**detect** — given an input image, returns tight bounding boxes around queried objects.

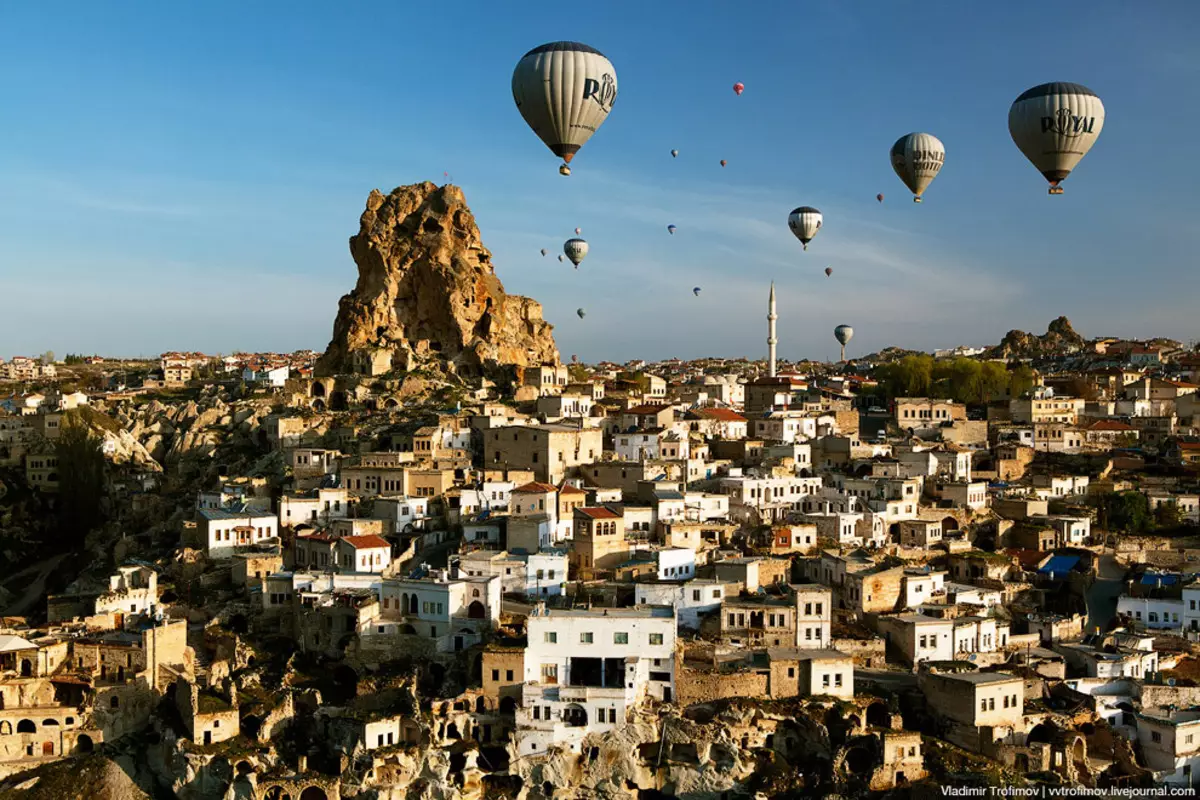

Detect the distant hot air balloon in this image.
[667,224,677,235]
[1009,82,1105,195]
[571,354,578,363]
[834,324,854,361]
[576,308,586,319]
[825,267,833,277]
[574,227,581,235]
[693,287,701,296]
[876,193,884,203]
[733,82,744,96]
[720,160,727,167]
[671,149,679,158]
[787,207,823,250]
[891,133,945,203]
[540,248,548,257]
[512,42,617,174]
[558,254,565,262]
[564,238,589,267]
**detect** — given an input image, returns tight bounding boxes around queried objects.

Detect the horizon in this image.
[2,2,1198,361]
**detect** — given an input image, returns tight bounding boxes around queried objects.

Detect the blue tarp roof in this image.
[1141,573,1180,586]
[1039,555,1081,575]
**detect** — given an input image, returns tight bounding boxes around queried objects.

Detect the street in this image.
[1085,551,1127,635]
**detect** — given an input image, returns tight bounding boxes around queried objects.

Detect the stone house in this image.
[175,678,239,746]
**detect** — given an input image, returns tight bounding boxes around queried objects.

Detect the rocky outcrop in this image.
[316,182,559,381]
[990,316,1085,359]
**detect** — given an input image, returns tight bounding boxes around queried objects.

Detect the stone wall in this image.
[832,637,886,668]
[675,663,768,706]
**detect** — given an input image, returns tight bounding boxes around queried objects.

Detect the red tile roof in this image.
[558,484,587,495]
[626,404,671,415]
[576,507,621,519]
[695,408,748,422]
[513,482,559,494]
[1087,420,1136,432]
[341,534,391,549]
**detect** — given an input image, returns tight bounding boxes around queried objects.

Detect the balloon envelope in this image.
[574,227,581,235]
[1009,82,1105,191]
[890,133,945,201]
[825,267,832,277]
[834,325,854,346]
[667,225,676,234]
[693,287,701,296]
[576,308,586,319]
[564,238,589,266]
[720,159,727,167]
[540,248,548,256]
[558,254,564,262]
[787,206,823,250]
[733,82,744,95]
[512,42,617,166]
[876,193,884,203]
[671,149,679,158]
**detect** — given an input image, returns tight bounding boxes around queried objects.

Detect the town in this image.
[1,184,1198,798]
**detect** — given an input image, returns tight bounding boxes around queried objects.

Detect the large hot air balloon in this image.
[825,267,833,277]
[693,287,701,296]
[890,133,945,203]
[719,160,727,167]
[787,207,823,250]
[876,193,884,203]
[1009,82,1105,195]
[834,324,854,361]
[671,149,679,158]
[576,308,586,319]
[564,238,589,267]
[512,42,617,174]
[733,82,744,96]
[574,227,582,235]
[667,224,677,235]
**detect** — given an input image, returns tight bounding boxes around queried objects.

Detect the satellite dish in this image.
[968,654,977,662]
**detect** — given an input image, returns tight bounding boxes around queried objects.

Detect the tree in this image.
[1008,366,1036,398]
[1155,501,1185,530]
[55,412,107,548]
[1092,490,1151,534]
[41,351,55,365]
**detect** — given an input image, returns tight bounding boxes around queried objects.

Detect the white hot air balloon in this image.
[564,238,589,267]
[671,149,679,158]
[512,42,617,174]
[1009,82,1105,195]
[834,324,854,361]
[558,254,565,262]
[891,133,945,203]
[540,248,548,257]
[574,227,582,235]
[787,207,823,250]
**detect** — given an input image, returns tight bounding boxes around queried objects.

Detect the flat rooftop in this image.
[529,604,674,619]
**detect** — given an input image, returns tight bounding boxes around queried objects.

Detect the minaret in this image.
[767,282,778,378]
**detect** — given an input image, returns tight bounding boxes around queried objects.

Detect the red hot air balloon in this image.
[876,193,884,203]
[733,82,744,96]
[825,267,833,277]
[720,160,727,167]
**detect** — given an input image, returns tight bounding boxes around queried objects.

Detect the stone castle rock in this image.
[316,182,559,381]
[990,315,1085,359]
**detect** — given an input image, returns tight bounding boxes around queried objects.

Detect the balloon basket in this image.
[559,165,571,176]
[913,197,922,204]
[1048,186,1063,195]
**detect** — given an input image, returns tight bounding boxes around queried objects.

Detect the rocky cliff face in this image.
[316,182,559,380]
[990,316,1085,359]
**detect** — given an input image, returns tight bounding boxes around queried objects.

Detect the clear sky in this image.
[2,1,1198,363]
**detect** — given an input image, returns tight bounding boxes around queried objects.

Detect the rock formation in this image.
[316,182,559,381]
[990,316,1085,359]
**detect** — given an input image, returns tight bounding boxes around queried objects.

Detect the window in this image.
[614,632,629,644]
[834,674,842,688]
[580,632,593,644]
[787,667,795,678]
[533,706,541,720]
[492,669,500,681]
[822,674,830,688]
[1151,731,1162,743]
[980,699,987,712]
[506,670,514,681]
[649,633,664,646]
[815,603,823,615]
[541,664,558,683]
[713,589,721,599]
[693,590,701,601]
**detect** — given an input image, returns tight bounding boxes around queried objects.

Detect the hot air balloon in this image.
[540,248,548,257]
[667,224,677,235]
[834,324,854,361]
[564,238,589,267]
[576,308,586,319]
[1009,82,1105,195]
[558,254,565,262]
[720,160,727,167]
[876,193,884,203]
[891,133,945,203]
[693,287,701,296]
[825,267,833,277]
[574,227,582,235]
[787,207,823,250]
[512,42,617,174]
[671,149,679,158]
[733,82,744,96]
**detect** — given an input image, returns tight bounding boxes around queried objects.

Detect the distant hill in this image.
[988,316,1085,359]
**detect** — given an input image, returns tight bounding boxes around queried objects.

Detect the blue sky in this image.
[1,1,1198,363]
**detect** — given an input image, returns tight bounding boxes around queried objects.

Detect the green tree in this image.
[1092,490,1151,534]
[41,351,55,365]
[1008,365,1036,398]
[55,412,107,548]
[1155,501,1185,530]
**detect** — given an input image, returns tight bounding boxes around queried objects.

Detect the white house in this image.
[515,604,677,757]
[373,496,433,534]
[634,579,726,630]
[374,570,502,653]
[524,551,569,598]
[654,547,696,581]
[199,508,279,558]
[875,615,954,666]
[1137,710,1200,786]
[335,534,392,574]
[279,487,351,527]
[243,365,290,387]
